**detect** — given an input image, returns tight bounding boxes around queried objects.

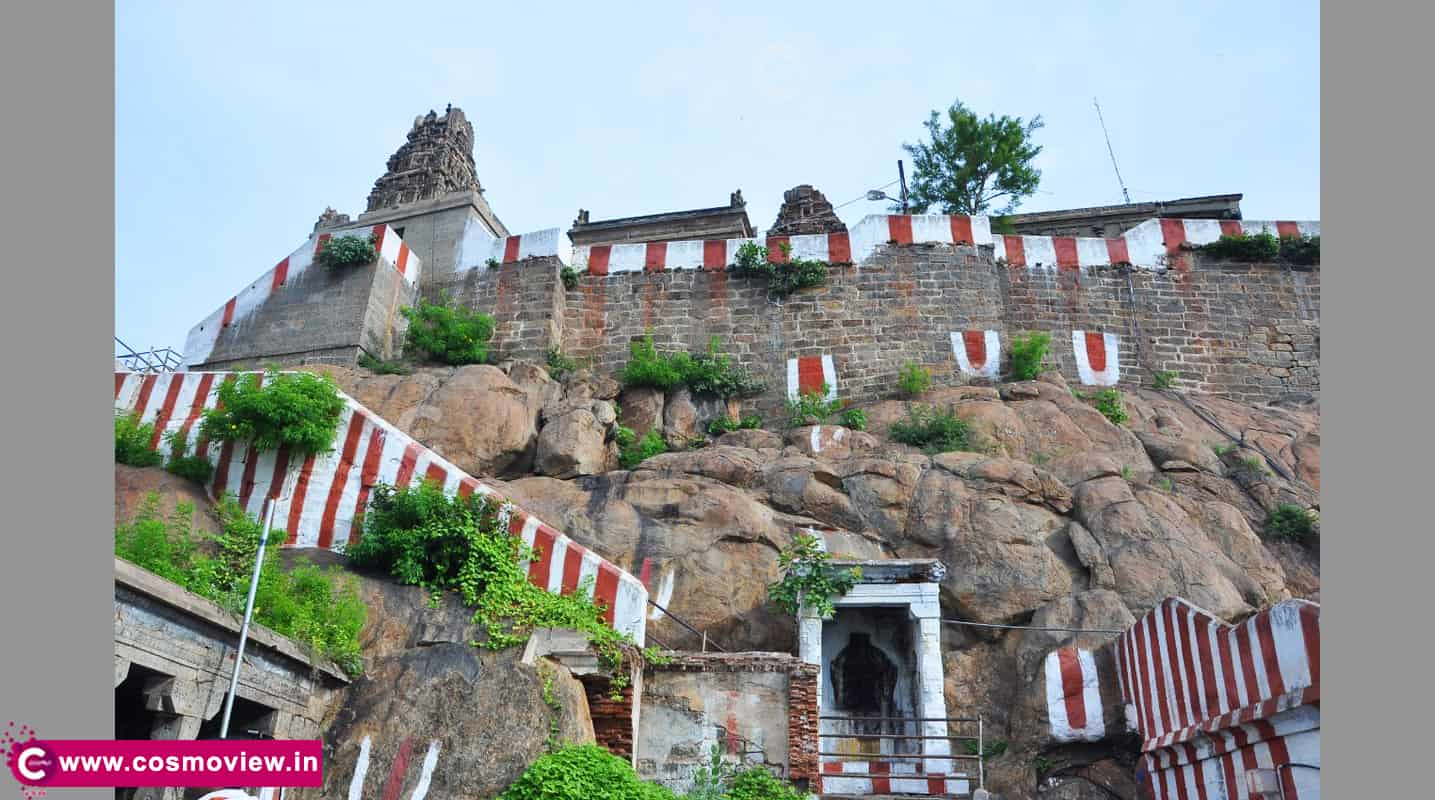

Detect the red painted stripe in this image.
[796,356,825,396]
[1234,623,1261,707]
[766,236,790,264]
[638,557,653,588]
[1215,625,1242,718]
[1053,237,1080,269]
[379,736,414,800]
[266,446,291,501]
[371,224,386,257]
[1238,737,1260,799]
[396,242,411,277]
[1299,605,1320,688]
[1170,754,1191,800]
[1219,220,1244,238]
[527,525,558,585]
[1002,235,1026,267]
[588,245,611,276]
[175,373,215,442]
[828,231,852,262]
[211,440,237,501]
[349,425,387,546]
[134,374,159,417]
[503,235,521,263]
[949,215,974,245]
[1166,604,1193,730]
[702,240,727,270]
[1220,749,1240,800]
[393,442,423,488]
[115,373,128,399]
[221,297,237,327]
[314,232,331,256]
[237,444,261,510]
[887,215,913,244]
[1084,331,1108,373]
[561,542,586,594]
[821,762,842,774]
[1193,610,1221,720]
[1147,617,1174,736]
[1133,619,1158,737]
[147,376,186,449]
[927,776,944,794]
[1275,221,1301,239]
[871,760,890,794]
[1175,604,1205,722]
[458,476,480,500]
[962,330,987,370]
[318,414,367,548]
[1160,219,1188,255]
[1057,648,1088,730]
[286,453,319,534]
[1106,237,1131,264]
[270,257,290,290]
[596,562,621,624]
[1253,612,1286,698]
[643,241,667,272]
[424,462,448,486]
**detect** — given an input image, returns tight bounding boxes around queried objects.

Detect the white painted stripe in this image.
[1185,604,1210,725]
[546,538,569,593]
[647,569,675,622]
[608,243,646,273]
[1022,236,1058,269]
[347,736,370,800]
[1078,648,1105,739]
[1168,604,1196,731]
[242,448,281,519]
[1227,628,1250,709]
[820,355,838,400]
[666,239,704,268]
[1153,601,1181,734]
[1045,651,1073,740]
[991,235,1008,263]
[515,515,541,574]
[911,214,955,244]
[1209,618,1231,715]
[1247,617,1272,701]
[578,549,602,599]
[1181,219,1224,247]
[1076,237,1110,267]
[1270,604,1312,692]
[407,740,441,800]
[785,358,800,400]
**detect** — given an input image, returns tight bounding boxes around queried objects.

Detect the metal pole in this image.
[897,160,910,214]
[219,497,276,739]
[978,715,984,790]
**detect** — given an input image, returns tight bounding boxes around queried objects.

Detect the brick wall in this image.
[449,244,1317,421]
[581,676,635,762]
[786,663,820,784]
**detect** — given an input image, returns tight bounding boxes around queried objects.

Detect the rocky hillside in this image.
[288,360,1317,800]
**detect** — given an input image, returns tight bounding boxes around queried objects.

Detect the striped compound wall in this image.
[454,221,569,270]
[114,370,648,645]
[570,214,1318,275]
[1112,598,1320,800]
[181,224,424,370]
[816,761,970,797]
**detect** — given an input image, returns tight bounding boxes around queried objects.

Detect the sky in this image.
[116,1,1320,354]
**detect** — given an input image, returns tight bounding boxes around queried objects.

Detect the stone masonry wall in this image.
[429,244,1318,420]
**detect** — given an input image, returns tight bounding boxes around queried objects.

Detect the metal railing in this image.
[818,714,985,794]
[115,336,183,373]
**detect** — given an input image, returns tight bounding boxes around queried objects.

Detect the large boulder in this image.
[617,386,664,439]
[535,405,612,478]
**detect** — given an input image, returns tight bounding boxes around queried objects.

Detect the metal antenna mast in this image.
[1093,97,1131,204]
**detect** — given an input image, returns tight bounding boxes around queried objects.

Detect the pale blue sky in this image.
[116,1,1319,353]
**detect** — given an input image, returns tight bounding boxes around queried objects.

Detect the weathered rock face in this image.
[535,404,614,478]
[115,464,222,537]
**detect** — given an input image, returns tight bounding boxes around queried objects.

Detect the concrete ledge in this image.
[115,557,350,684]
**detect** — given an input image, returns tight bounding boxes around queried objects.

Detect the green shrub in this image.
[317,234,377,269]
[498,744,676,800]
[1279,234,1320,266]
[617,428,667,469]
[889,405,973,454]
[357,352,411,375]
[729,241,829,298]
[1265,504,1317,542]
[1090,388,1128,426]
[486,257,501,269]
[1211,442,1234,456]
[707,415,763,436]
[116,412,163,467]
[116,493,365,675]
[162,435,214,486]
[1153,370,1178,389]
[768,532,862,620]
[400,291,496,365]
[785,384,844,428]
[1008,332,1051,381]
[1241,455,1269,476]
[682,337,765,399]
[897,361,933,397]
[841,408,868,431]
[725,766,805,800]
[546,347,578,382]
[620,334,688,392]
[198,371,346,456]
[561,266,579,290]
[963,738,1008,759]
[1196,231,1279,262]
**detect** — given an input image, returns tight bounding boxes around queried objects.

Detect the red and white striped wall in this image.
[1072,331,1120,386]
[343,735,442,800]
[573,231,852,276]
[786,355,837,401]
[460,227,568,269]
[1112,598,1320,800]
[114,370,648,645]
[1045,647,1105,742]
[181,225,423,370]
[951,330,1000,378]
[816,761,970,797]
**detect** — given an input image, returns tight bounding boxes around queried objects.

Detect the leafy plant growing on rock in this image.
[116,493,366,675]
[729,241,829,298]
[768,532,862,619]
[316,234,377,269]
[546,347,578,381]
[498,744,677,800]
[708,414,764,436]
[560,265,579,290]
[1265,504,1317,543]
[400,291,496,365]
[1152,370,1178,389]
[620,334,688,391]
[1007,332,1051,381]
[841,407,868,431]
[357,352,411,375]
[115,411,163,467]
[897,361,933,397]
[620,334,764,399]
[1089,388,1129,426]
[889,405,973,454]
[785,384,844,428]
[616,426,668,469]
[161,431,214,486]
[199,370,346,456]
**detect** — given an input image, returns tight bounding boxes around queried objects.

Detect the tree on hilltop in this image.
[901,99,1045,216]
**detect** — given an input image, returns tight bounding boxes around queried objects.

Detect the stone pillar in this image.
[912,584,952,774]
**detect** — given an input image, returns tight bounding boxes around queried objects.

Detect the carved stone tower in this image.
[366,106,484,211]
[769,184,847,236]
